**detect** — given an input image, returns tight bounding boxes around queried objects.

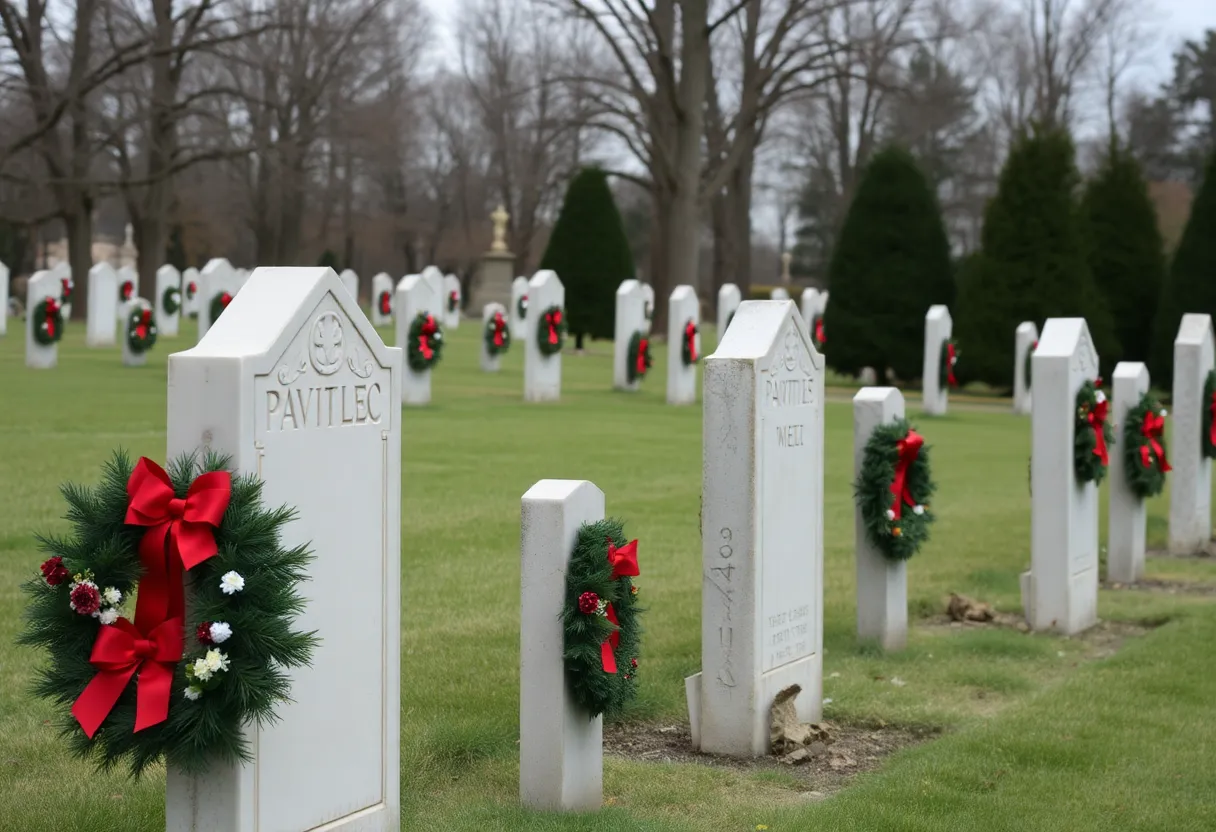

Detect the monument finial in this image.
[781,251,792,284]
[490,204,510,253]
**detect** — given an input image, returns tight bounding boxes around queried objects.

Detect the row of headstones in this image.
[368,266,463,330]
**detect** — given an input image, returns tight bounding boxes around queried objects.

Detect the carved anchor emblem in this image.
[310,312,344,375]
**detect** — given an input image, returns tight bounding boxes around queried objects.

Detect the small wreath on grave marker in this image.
[378,290,393,317]
[626,331,652,383]
[537,305,564,356]
[120,280,135,302]
[209,291,233,324]
[681,319,699,366]
[1074,379,1113,485]
[939,339,958,389]
[126,307,159,354]
[854,419,936,561]
[61,277,74,304]
[406,312,444,371]
[484,310,510,357]
[1123,393,1171,499]
[811,314,826,350]
[32,296,65,345]
[18,452,316,777]
[1025,340,1037,389]
[186,281,197,301]
[517,294,528,319]
[447,289,459,314]
[161,285,181,316]
[1202,371,1216,460]
[562,520,643,720]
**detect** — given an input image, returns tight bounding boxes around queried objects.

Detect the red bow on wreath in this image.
[122,281,134,300]
[1140,410,1171,472]
[1087,392,1110,466]
[1209,392,1216,450]
[814,317,826,345]
[544,308,562,346]
[491,311,507,347]
[135,308,152,339]
[43,298,60,338]
[418,314,439,359]
[379,291,392,315]
[889,430,924,520]
[220,291,233,308]
[72,616,184,738]
[601,539,640,673]
[946,343,958,387]
[635,338,650,376]
[684,321,699,363]
[187,281,197,295]
[61,278,72,301]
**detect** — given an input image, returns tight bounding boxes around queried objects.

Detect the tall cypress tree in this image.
[540,168,634,348]
[821,146,954,381]
[1151,149,1216,381]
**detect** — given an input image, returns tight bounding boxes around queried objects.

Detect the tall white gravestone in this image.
[667,285,700,406]
[164,267,402,832]
[395,274,439,406]
[1022,317,1100,635]
[157,264,182,337]
[481,302,508,372]
[519,479,605,811]
[197,258,241,341]
[1109,362,1150,584]
[614,279,647,391]
[1169,313,1215,555]
[25,270,60,369]
[717,283,741,345]
[86,263,119,347]
[370,272,394,327]
[921,305,952,416]
[641,283,656,334]
[686,300,825,756]
[182,267,200,319]
[510,275,529,340]
[853,387,908,650]
[119,298,153,367]
[1014,321,1038,415]
[116,266,138,320]
[443,273,462,330]
[0,259,8,337]
[339,269,359,302]
[524,270,564,403]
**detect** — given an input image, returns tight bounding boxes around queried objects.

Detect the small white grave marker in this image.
[157,265,182,337]
[511,275,529,339]
[51,261,72,318]
[0,259,8,337]
[197,258,241,341]
[800,288,820,342]
[25,270,60,369]
[641,283,655,334]
[524,270,564,402]
[717,283,741,345]
[164,266,401,832]
[1109,362,1150,583]
[1022,317,1099,635]
[339,269,359,302]
[395,274,439,406]
[481,302,509,372]
[181,267,200,319]
[1169,314,1215,554]
[1014,321,1038,415]
[614,279,648,391]
[116,266,138,320]
[119,298,153,367]
[421,265,444,310]
[370,272,393,327]
[86,263,118,347]
[770,287,789,301]
[443,273,462,330]
[921,305,952,415]
[666,285,700,405]
[519,479,605,811]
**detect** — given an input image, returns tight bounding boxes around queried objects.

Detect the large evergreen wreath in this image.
[484,310,510,357]
[681,319,699,366]
[854,419,936,561]
[378,290,392,318]
[537,304,564,357]
[1203,371,1216,460]
[626,331,652,383]
[561,519,643,720]
[126,307,159,354]
[939,339,958,389]
[32,296,65,346]
[18,452,316,777]
[162,285,181,316]
[209,291,233,324]
[1074,380,1113,485]
[406,312,444,371]
[120,280,135,303]
[1123,393,1170,499]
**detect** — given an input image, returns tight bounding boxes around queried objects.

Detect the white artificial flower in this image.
[202,649,230,674]
[209,621,232,644]
[183,686,202,701]
[191,658,213,682]
[913,505,925,516]
[98,608,119,625]
[103,587,122,606]
[595,598,608,617]
[1095,390,1107,404]
[1161,408,1169,417]
[885,509,896,521]
[220,571,245,595]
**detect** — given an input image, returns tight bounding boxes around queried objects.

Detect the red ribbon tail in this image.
[72,665,139,739]
[1140,445,1153,469]
[133,660,175,733]
[600,639,617,674]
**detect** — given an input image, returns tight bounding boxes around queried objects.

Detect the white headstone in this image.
[717,283,741,346]
[164,267,401,832]
[0,259,8,337]
[116,265,138,320]
[197,258,241,341]
[511,275,529,339]
[524,270,564,402]
[687,300,825,756]
[614,279,648,391]
[858,367,878,385]
[339,269,359,302]
[421,265,444,310]
[800,288,821,342]
[25,270,60,369]
[667,285,700,406]
[182,267,200,319]
[156,265,182,337]
[1022,317,1099,635]
[370,273,394,327]
[86,263,119,347]
[234,268,250,292]
[119,298,153,367]
[519,479,605,811]
[395,274,439,406]
[853,387,908,650]
[1169,313,1215,554]
[770,287,790,301]
[51,260,72,318]
[641,283,656,334]
[481,302,509,372]
[921,305,952,416]
[442,273,461,330]
[1109,361,1151,583]
[1014,321,1038,415]
[820,290,829,310]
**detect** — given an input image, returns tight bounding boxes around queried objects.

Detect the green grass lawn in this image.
[2,315,1216,831]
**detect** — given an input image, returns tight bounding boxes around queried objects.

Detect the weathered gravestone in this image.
[119,298,153,367]
[685,300,825,756]
[667,285,700,406]
[770,287,789,301]
[614,279,648,391]
[339,268,359,302]
[921,305,952,416]
[717,283,741,344]
[524,270,564,402]
[25,270,60,369]
[519,479,605,811]
[182,267,201,319]
[1169,314,1215,555]
[443,273,462,330]
[116,266,138,320]
[1109,361,1150,584]
[157,264,182,337]
[1022,317,1099,635]
[0,259,8,337]
[164,266,402,832]
[481,302,509,372]
[511,275,529,340]
[395,274,439,406]
[854,387,908,650]
[197,258,241,341]
[370,272,394,327]
[1014,321,1038,415]
[86,263,119,347]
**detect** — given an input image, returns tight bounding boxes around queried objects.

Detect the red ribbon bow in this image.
[187,281,197,296]
[122,281,134,300]
[814,317,825,345]
[1209,393,1216,450]
[635,338,649,376]
[491,312,507,347]
[61,278,72,301]
[379,291,392,315]
[1087,398,1110,465]
[889,430,925,520]
[685,321,698,363]
[220,291,232,308]
[72,616,184,738]
[1139,410,1171,472]
[135,308,152,339]
[946,343,958,387]
[44,298,60,338]
[545,309,562,345]
[600,539,640,673]
[418,314,438,360]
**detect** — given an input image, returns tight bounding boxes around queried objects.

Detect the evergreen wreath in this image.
[447,290,459,314]
[162,285,181,316]
[517,294,528,319]
[32,296,65,346]
[1203,371,1216,460]
[1074,379,1113,485]
[939,339,958,389]
[1024,340,1037,389]
[186,281,198,301]
[811,314,826,350]
[537,304,565,357]
[1123,393,1171,499]
[484,310,510,357]
[681,319,699,366]
[126,307,159,354]
[377,290,392,318]
[561,519,643,720]
[626,331,652,383]
[209,291,233,324]
[18,452,316,777]
[120,280,135,303]
[406,312,444,371]
[854,419,936,561]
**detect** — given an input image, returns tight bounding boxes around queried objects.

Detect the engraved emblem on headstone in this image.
[310,312,344,375]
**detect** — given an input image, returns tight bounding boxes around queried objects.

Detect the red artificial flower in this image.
[197,621,215,645]
[121,280,134,300]
[577,591,600,615]
[69,582,102,616]
[630,658,638,669]
[40,556,69,586]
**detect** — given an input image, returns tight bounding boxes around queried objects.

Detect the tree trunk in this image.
[730,151,754,293]
[64,206,93,321]
[649,184,672,334]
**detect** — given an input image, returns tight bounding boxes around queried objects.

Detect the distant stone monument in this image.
[472,204,516,311]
